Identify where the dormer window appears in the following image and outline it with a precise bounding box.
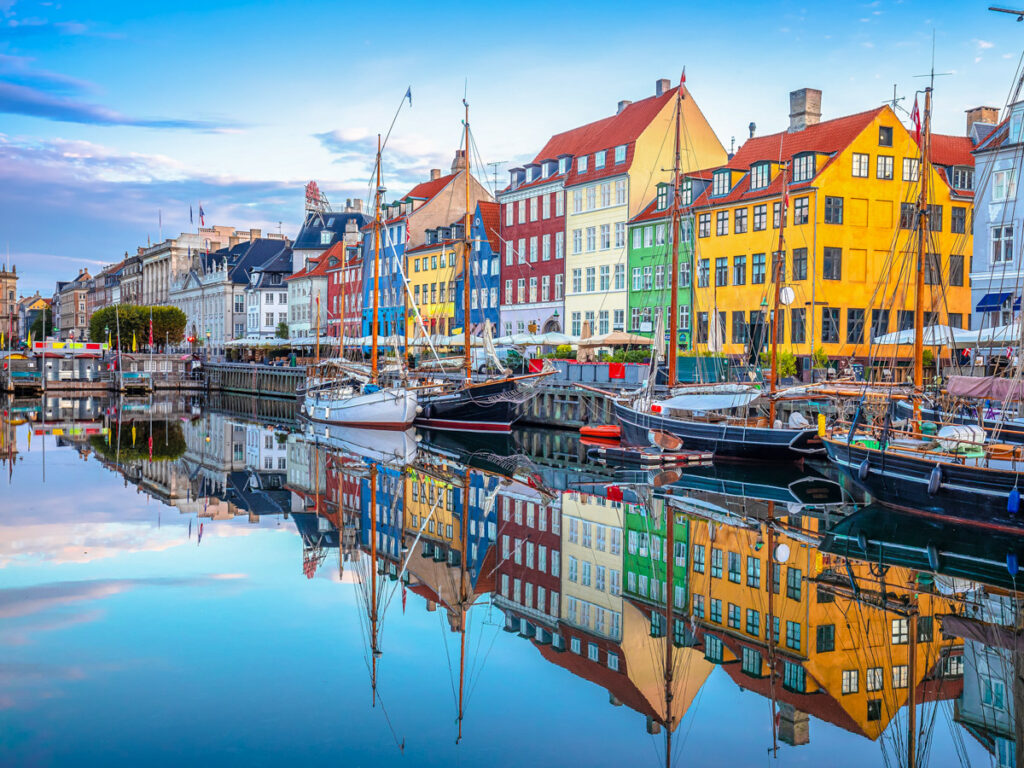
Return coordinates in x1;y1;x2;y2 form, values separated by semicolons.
1011;107;1024;145
712;171;731;197
681;180;693;206
656;185;669;211
614;145;627;164
577;155;588;173
951;166;974;190
320;230;333;246
559;157;570;174
792;154;815;183
527;166;536;182
595;150;606;170
750;162;770;190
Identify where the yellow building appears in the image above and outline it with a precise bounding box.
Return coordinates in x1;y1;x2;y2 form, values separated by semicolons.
688;90;973;370
405;230;459;339
683;506;962;742
547;76;726;337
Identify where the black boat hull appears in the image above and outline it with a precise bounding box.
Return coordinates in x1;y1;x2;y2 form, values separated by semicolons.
416;378;519;433
823;435;1024;524
613;401;823;462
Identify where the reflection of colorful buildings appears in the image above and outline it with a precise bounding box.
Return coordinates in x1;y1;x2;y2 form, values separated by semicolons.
623;495;688;618
561;492;624;643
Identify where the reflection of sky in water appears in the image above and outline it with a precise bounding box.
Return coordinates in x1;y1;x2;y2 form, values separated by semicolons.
0;433;989;767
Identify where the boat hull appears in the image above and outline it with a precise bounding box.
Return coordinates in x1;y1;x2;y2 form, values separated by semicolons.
303;386;417;430
894;398;1024;443
416;379;519;433
613;401;823;462
823;434;1024;523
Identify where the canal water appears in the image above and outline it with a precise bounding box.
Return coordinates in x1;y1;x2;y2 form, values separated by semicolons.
0;394;1014;768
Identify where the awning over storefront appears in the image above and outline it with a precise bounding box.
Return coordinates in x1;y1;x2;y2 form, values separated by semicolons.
976;292;1012;312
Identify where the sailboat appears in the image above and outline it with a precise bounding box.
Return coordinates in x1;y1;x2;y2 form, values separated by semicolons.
303;133;418;430
823;87;1024;521
612;74;822;461
411;98;552;433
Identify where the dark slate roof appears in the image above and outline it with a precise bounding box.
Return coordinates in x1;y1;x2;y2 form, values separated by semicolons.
293;210;371;251
199;238;292;285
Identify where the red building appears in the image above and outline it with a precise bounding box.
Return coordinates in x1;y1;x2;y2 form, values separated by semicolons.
497;152;573;336
494;487;562;626
326;245;362;340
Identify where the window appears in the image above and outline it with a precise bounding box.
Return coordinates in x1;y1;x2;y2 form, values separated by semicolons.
572;269;582;294
731;311;747;344
698;213;711;238
733;255;747;285
872;309;890;338
847;309;864;346
705;634;723;662
784;662;805;693
952;166;974;190
614;145;626;164
786;567;802;600
750;162;770;189
788;247;807;281
877;155;894;180
879;125;893;146
867;700;882;722
823;247;842;280
697;258;710;288
715;257;729;287
924;252;941;285
710;598;722;623
866;666;884;692
842;670;859;694
710;547;723;578
712;171;731;196
983;677;1007;710
594;150;606;170
607;652;620;671
893;665;909;689
892;618;909;644
993;226;1014;264
556;192;564;216
792;153;815;182
929;204;943;232
900;203;917;230
586;186;596;210
746;556;761;588
693;594;705;618
746;609;761;637
752;253;766;284
824;196;843;224
852;152;869;177
918;616;934;643
693;544;705;573
577;155;588;173
734;208;748;233
903;157;919;182
615;222;625;248
773;201;785;228
505;203;513;226
741;647;761;676
585;267;595;292
816;624;835;652
586;227;596;252
951;206;967;234
716;211;729;236
600;183;611;207
728;603;741;629
615;179;627;205
753;204;767;231
785;620;801;650
822;307;840;343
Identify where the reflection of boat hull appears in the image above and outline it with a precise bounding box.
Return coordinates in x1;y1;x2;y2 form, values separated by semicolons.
823;434;1023;524
613;401;822;461
894;398;1024;443
664;462;846;506
416;379;518;433
303;386;417;429
306;422;419;464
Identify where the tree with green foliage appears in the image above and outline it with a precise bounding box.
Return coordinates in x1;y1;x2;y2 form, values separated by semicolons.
760;349;798;378
89;305;186;351
811;346;829;370
275;321;289;340
29;312;54;341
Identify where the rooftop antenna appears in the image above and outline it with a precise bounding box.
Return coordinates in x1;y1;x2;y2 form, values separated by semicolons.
913;30;953;92
886;83;907;115
487;161;505;194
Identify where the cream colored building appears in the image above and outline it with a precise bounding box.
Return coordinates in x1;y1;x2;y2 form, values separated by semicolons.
561;77;726;336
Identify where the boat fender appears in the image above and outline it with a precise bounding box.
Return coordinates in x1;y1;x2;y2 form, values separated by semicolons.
423;404;434;420
1008;552;1020;578
927;464;942;496
858;458;870;481
857;532;868;552
415;405;423;415
817;413;826;437
926;543;940;572
1009;487;1021;515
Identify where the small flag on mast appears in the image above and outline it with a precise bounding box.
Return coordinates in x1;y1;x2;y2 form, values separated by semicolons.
405;86;412;107
199;205;206;227
910;97;921;144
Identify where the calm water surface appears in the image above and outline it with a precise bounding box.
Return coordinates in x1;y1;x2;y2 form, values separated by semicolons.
0;394;1012;767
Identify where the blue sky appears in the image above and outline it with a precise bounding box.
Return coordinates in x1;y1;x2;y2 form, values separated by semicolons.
2;0;1023;295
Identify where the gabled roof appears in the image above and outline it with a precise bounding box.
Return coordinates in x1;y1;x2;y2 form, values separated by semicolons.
476;201;500;252
286;242;343;281
406;172;457;201
928;134;975;167
630;197;671;225
293;209;370;251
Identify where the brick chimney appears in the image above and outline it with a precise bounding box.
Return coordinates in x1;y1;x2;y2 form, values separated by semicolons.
249;228;261;240
655;78;671;97
617;99;633;114
966;106;999;136
789;88;822;132
430;168;442;181
450;150;467;173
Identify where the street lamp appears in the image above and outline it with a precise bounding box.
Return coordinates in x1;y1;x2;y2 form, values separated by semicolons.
205;330;211;364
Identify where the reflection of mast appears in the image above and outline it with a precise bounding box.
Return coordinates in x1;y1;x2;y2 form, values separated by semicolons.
369;461;380;706
664;497;676;768
456;466;470;744
766;502;779;758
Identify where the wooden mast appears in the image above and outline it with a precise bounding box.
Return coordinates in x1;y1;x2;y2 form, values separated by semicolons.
766;504;779;757
340;246;347;361
456;465;470;743
663;499;676;768
668;76;683;388
907;611;918;768
462;99;473;386
768;164;790;426
370;461;380;706
913;88;933;419
371;135;383;386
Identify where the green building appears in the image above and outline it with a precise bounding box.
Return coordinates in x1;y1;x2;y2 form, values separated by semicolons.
626;182;695;353
622;497;690;630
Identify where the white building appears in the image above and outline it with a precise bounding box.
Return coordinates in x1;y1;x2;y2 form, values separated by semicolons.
244;244;292;339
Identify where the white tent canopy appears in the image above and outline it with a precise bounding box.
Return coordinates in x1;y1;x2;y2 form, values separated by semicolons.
872;325;961;346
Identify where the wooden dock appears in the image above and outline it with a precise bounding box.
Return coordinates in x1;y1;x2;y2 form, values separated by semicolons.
204;362;306;398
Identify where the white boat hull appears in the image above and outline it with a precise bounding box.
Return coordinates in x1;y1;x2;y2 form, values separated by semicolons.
306;422;419;464
303;386;418;429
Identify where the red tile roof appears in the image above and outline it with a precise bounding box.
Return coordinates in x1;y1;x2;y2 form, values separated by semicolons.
533;86;686;187
629;198;671;224
477;200;500;252
406;172;457;201
926;133;975;167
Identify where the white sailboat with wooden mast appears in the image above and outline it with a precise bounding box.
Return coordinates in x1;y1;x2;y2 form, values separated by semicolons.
303;134;418;430
611;71;822;461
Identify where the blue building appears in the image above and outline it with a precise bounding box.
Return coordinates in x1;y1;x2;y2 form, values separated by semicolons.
453;201;502;335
